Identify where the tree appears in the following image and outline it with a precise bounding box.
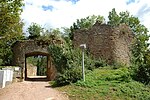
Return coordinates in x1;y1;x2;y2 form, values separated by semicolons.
108;8;149;64
108;8;121;26
36;56;47;76
0;0;24;65
69;15;105;40
27;23;43;39
108;8;150;84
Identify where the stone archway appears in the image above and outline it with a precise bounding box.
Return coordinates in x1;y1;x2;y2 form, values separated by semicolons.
12;40;57;81
25;52;50;81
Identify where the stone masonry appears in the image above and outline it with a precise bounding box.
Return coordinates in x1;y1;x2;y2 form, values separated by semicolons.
73;22;134;65
12;40;57;81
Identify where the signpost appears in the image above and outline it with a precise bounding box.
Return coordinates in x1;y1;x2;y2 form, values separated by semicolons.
80;44;86;81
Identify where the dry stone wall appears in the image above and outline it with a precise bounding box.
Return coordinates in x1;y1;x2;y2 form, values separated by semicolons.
73;22;134;65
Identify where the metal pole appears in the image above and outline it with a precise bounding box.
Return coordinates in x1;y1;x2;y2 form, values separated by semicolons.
82;49;85;81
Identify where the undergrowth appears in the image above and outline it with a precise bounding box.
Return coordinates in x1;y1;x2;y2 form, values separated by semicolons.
55;67;150;100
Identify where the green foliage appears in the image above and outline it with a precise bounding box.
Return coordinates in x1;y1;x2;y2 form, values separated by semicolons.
36;56;47;76
0;66;5;69
72;15;105;30
37;28;63;44
104;68;131;82
48;44;67;73
26;56;47;76
56;68;150;100
48;44;82;85
27;23;43;39
49;9;149;86
26;56;38;66
131;53;150;85
55;67;82;86
0;0;24;65
69;15;105;39
108;8;121;26
48;37;101;86
76;68;131;87
111;62;127;69
118;82;150;100
0;0;24;36
94;58;107;68
108;8;150;85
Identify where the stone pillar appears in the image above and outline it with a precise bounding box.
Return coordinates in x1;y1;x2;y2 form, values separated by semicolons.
19;55;25;81
47;56;56;80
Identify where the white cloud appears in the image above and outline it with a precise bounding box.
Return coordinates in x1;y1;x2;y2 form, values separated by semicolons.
21;0;150;34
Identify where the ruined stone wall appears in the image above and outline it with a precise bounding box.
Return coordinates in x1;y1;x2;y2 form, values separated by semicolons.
12;40;57;80
27;64;37;76
112;24;134;65
73;22;134;65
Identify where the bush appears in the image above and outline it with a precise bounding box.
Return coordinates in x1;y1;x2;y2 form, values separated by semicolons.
48;44;67;73
130;52;150;85
48;43;97;86
94;58;107;68
48;36;109;86
131;64;150;85
55;67;82;86
118;81;150;100
104;68;131;82
111;61;128;69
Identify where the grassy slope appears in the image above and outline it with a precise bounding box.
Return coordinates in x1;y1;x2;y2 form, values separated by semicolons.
54;67;150;100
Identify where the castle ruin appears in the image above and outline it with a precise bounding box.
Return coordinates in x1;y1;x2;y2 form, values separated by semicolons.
73;22;134;65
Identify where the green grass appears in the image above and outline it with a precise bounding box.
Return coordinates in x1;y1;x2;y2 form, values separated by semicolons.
52;67;150;100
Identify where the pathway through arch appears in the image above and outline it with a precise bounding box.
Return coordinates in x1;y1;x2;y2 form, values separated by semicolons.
0;81;69;100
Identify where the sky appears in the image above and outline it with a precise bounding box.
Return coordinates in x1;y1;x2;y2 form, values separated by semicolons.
21;0;150;34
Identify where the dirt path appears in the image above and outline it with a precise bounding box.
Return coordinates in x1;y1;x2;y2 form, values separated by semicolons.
0;81;69;100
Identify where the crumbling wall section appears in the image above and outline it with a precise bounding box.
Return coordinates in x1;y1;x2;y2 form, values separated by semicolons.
73;23;134;65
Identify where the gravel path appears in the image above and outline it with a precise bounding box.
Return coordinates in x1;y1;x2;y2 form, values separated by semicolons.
0;81;69;100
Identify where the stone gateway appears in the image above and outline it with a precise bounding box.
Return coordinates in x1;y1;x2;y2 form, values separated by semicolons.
12;40;57;81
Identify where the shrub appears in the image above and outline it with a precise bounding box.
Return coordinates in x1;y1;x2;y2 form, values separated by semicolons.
118;81;150;100
130;52;150;85
55;67;82;86
104;68;131;82
48;43;97;86
110;61;128;69
131;64;150;85
48;44;67;73
94;58;107;68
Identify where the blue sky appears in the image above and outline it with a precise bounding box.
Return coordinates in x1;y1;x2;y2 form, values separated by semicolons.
126;0;136;5
42;5;54;11
21;0;150;33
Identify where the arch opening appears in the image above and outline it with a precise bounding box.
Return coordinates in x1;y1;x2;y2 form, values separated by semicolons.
12;40;57;81
25;52;50;81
